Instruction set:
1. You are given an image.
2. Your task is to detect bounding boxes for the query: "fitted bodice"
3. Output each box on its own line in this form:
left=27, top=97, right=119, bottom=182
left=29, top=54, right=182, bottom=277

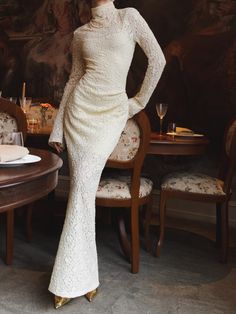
left=74, top=4, right=136, bottom=95
left=77, top=32, right=134, bottom=95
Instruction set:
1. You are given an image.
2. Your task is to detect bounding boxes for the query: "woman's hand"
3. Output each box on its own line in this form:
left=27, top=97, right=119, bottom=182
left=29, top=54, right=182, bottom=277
left=51, top=142, right=64, bottom=154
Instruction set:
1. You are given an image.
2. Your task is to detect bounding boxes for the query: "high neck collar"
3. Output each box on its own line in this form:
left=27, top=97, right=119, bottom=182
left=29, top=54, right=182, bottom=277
left=91, top=1, right=115, bottom=19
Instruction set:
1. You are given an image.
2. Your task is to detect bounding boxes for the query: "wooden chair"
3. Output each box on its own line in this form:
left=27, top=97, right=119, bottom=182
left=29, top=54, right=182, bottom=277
left=0, top=97, right=32, bottom=264
left=0, top=97, right=27, bottom=142
left=96, top=110, right=152, bottom=273
left=146, top=117, right=236, bottom=263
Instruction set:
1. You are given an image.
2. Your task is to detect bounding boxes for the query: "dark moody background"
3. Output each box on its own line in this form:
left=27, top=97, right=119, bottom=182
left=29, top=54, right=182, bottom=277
left=0, top=0, right=236, bottom=149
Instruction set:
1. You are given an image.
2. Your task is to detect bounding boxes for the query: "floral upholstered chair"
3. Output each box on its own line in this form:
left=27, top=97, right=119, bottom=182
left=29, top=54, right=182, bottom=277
left=146, top=117, right=236, bottom=263
left=0, top=97, right=27, bottom=143
left=96, top=110, right=152, bottom=274
left=0, top=112, right=18, bottom=144
left=0, top=97, right=29, bottom=264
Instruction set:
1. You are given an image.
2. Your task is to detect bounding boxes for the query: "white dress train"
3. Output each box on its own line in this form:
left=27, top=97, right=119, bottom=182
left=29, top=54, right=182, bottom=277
left=48, top=1, right=166, bottom=298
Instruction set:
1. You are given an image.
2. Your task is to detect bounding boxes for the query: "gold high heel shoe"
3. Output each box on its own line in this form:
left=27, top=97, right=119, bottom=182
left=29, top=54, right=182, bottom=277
left=54, top=295, right=71, bottom=309
left=85, top=289, right=97, bottom=302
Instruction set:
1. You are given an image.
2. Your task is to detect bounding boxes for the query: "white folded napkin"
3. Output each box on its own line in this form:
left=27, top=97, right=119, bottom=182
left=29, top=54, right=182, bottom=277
left=0, top=145, right=29, bottom=162
left=176, top=127, right=194, bottom=135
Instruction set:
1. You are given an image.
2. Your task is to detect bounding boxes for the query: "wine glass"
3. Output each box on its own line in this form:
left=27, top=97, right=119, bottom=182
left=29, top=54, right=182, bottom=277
left=27, top=117, right=40, bottom=133
left=6, top=132, right=24, bottom=146
left=167, top=122, right=176, bottom=134
left=167, top=122, right=176, bottom=139
left=20, top=97, right=32, bottom=114
left=7, top=97, right=17, bottom=104
left=156, top=103, right=168, bottom=135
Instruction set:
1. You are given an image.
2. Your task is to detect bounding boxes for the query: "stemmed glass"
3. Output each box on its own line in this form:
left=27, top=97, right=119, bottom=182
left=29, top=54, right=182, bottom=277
left=20, top=97, right=32, bottom=114
left=11, top=132, right=24, bottom=146
left=7, top=97, right=17, bottom=104
left=156, top=103, right=168, bottom=135
left=1, top=132, right=24, bottom=146
left=27, top=117, right=40, bottom=134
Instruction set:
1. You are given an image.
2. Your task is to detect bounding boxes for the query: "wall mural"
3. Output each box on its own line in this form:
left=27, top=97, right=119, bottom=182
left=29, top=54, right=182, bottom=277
left=0, top=0, right=236, bottom=145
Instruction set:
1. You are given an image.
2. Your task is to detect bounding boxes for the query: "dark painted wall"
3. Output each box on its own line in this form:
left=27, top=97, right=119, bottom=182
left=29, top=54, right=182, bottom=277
left=0, top=0, right=236, bottom=147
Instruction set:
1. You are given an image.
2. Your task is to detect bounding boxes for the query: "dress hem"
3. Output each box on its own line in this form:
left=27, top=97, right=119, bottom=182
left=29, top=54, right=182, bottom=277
left=48, top=282, right=99, bottom=298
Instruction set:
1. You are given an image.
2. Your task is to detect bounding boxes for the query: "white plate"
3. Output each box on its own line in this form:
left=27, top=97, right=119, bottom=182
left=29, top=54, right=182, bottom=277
left=0, top=154, right=41, bottom=167
left=166, top=132, right=204, bottom=137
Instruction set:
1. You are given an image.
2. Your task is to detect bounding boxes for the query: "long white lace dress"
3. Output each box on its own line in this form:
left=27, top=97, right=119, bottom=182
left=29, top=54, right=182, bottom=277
left=48, top=1, right=166, bottom=298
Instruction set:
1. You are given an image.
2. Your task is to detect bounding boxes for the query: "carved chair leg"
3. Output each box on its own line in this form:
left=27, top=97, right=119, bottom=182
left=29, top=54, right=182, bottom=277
left=156, top=190, right=167, bottom=257
left=130, top=201, right=140, bottom=274
left=6, top=209, right=14, bottom=265
left=26, top=203, right=33, bottom=243
left=216, top=202, right=222, bottom=248
left=144, top=195, right=153, bottom=252
left=220, top=201, right=229, bottom=263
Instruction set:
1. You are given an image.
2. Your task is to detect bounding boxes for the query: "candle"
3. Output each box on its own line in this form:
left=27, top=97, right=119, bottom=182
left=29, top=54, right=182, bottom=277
left=22, top=82, right=26, bottom=100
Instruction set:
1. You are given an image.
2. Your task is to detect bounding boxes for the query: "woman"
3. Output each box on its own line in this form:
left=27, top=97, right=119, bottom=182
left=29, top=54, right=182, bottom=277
left=49, top=0, right=166, bottom=309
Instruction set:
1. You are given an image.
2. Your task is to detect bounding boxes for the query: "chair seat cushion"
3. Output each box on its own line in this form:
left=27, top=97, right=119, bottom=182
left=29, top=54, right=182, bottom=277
left=97, top=176, right=153, bottom=199
left=161, top=172, right=225, bottom=196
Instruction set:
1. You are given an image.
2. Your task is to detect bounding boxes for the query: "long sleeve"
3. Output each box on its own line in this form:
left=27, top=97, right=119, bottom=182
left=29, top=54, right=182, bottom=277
left=127, top=9, right=166, bottom=119
left=48, top=31, right=85, bottom=147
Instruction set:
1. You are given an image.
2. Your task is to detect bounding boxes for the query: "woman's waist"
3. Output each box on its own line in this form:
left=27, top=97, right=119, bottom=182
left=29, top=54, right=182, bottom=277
left=73, top=84, right=128, bottom=104
left=79, top=75, right=126, bottom=94
left=65, top=95, right=128, bottom=119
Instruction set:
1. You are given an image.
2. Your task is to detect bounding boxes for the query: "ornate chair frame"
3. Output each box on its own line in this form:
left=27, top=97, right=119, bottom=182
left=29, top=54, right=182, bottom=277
left=96, top=110, right=152, bottom=273
left=146, top=117, right=236, bottom=263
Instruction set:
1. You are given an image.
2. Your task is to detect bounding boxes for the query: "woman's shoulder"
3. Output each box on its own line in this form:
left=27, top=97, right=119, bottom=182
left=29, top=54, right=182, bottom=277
left=73, top=24, right=90, bottom=37
left=118, top=7, right=141, bottom=20
left=74, top=25, right=85, bottom=34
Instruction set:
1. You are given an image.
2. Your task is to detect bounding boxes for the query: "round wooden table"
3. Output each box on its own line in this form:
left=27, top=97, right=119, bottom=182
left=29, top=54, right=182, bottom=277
left=0, top=148, right=62, bottom=264
left=148, top=133, right=209, bottom=155
left=26, top=130, right=210, bottom=156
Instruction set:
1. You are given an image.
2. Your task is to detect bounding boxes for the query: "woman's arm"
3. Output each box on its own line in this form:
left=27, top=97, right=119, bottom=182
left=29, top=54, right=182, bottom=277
left=49, top=31, right=85, bottom=148
left=127, top=8, right=166, bottom=119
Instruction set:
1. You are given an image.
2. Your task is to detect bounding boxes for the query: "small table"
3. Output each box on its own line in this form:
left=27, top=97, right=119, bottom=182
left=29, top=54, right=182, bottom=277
left=26, top=130, right=209, bottom=156
left=0, top=148, right=63, bottom=264
left=148, top=133, right=209, bottom=155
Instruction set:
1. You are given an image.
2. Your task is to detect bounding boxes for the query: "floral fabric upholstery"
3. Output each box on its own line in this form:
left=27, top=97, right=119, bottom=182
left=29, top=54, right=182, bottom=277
left=97, top=176, right=153, bottom=199
left=226, top=120, right=236, bottom=156
left=162, top=172, right=225, bottom=196
left=109, top=119, right=140, bottom=161
left=0, top=112, right=18, bottom=144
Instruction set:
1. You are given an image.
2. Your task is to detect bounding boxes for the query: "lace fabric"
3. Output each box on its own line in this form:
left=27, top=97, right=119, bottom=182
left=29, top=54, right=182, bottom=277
left=126, top=8, right=166, bottom=118
left=48, top=2, right=166, bottom=298
left=49, top=3, right=166, bottom=147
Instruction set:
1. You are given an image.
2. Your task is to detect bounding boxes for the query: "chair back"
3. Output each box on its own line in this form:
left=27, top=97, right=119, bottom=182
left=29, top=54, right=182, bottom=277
left=108, top=111, right=151, bottom=166
left=219, top=117, right=236, bottom=195
left=107, top=110, right=151, bottom=198
left=109, top=119, right=141, bottom=163
left=0, top=97, right=27, bottom=142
